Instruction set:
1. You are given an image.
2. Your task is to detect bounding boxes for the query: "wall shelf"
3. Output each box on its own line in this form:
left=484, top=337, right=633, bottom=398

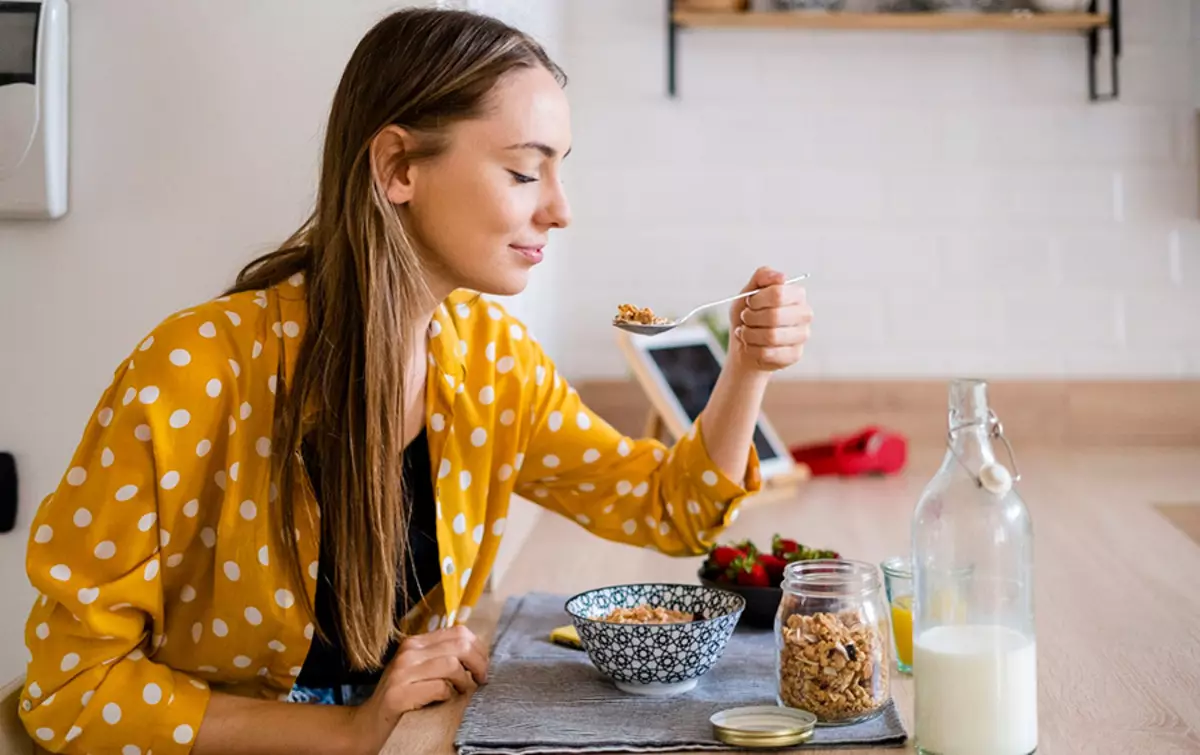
left=673, top=9, right=1108, bottom=31
left=666, top=1, right=1121, bottom=101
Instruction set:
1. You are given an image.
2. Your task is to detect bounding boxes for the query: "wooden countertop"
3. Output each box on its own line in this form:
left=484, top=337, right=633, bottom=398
left=389, top=447, right=1200, bottom=754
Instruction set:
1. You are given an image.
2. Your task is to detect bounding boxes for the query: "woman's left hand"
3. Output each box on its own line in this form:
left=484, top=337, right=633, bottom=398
left=727, top=266, right=812, bottom=373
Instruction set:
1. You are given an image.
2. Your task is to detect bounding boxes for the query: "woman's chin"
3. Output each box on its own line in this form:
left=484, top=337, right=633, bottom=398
left=464, top=268, right=530, bottom=297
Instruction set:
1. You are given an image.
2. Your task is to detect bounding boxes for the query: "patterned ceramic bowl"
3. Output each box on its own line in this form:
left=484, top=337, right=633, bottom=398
left=564, top=583, right=746, bottom=696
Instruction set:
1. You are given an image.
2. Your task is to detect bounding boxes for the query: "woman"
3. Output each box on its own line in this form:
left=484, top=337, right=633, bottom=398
left=19, top=8, right=811, bottom=755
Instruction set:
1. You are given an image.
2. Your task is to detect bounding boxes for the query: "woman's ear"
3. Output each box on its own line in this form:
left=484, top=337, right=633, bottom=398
left=370, top=125, right=418, bottom=206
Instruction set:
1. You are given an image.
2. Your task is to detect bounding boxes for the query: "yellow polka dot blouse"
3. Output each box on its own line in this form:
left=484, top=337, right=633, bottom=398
left=20, top=275, right=762, bottom=752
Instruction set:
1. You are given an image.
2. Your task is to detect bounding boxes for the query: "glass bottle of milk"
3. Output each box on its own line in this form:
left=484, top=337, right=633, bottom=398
left=911, top=378, right=1037, bottom=755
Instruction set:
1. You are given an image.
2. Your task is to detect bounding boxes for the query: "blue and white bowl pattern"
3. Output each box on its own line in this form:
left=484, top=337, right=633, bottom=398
left=565, top=584, right=745, bottom=695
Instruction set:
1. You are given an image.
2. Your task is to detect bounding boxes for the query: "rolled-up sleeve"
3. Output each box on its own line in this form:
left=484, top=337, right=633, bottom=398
left=513, top=341, right=761, bottom=556
left=20, top=319, right=224, bottom=753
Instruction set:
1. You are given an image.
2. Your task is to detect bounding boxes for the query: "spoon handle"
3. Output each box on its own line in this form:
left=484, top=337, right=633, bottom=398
left=685, top=273, right=810, bottom=320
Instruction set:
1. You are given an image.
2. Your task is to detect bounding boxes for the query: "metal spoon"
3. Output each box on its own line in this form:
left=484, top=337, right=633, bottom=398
left=612, top=274, right=811, bottom=337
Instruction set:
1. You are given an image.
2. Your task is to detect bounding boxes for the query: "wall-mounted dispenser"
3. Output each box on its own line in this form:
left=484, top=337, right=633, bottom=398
left=0, top=0, right=68, bottom=220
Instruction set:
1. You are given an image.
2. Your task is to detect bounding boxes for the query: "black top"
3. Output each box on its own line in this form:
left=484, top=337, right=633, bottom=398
left=294, top=429, right=442, bottom=689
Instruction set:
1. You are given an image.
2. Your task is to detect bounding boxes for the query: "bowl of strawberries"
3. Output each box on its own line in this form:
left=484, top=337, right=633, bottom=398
left=698, top=534, right=840, bottom=629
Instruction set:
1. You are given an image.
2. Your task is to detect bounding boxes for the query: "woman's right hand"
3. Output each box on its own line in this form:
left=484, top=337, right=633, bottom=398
left=350, top=624, right=491, bottom=753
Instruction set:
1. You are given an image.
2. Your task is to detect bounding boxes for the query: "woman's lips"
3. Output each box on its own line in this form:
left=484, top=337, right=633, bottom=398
left=510, top=245, right=544, bottom=264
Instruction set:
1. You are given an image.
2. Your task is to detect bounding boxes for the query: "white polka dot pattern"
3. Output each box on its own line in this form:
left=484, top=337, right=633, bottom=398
left=18, top=285, right=759, bottom=751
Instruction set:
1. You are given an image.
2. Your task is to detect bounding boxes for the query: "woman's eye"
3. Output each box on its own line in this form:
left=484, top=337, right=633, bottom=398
left=508, top=170, right=538, bottom=185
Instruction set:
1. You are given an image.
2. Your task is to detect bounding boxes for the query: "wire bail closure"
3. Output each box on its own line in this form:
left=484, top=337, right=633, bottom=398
left=947, top=409, right=1022, bottom=495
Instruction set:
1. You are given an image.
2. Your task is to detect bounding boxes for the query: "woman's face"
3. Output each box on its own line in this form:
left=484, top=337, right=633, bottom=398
left=399, top=65, right=572, bottom=299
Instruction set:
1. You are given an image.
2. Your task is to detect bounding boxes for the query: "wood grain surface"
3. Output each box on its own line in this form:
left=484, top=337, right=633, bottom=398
left=389, top=446, right=1200, bottom=755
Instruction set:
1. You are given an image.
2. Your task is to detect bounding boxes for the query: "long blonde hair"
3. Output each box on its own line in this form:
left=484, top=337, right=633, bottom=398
left=225, top=8, right=565, bottom=670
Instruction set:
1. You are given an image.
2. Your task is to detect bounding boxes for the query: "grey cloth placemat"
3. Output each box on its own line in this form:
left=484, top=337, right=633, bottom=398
left=455, top=592, right=908, bottom=754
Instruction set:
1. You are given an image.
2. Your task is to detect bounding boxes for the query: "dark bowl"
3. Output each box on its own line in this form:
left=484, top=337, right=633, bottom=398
left=698, top=572, right=782, bottom=630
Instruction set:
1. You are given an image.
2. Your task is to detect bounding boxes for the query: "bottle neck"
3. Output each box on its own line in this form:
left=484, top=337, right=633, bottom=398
left=946, top=379, right=997, bottom=472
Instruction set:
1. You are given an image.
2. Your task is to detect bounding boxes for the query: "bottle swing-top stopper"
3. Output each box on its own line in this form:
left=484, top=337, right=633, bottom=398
left=948, top=410, right=1021, bottom=498
left=978, top=463, right=1013, bottom=497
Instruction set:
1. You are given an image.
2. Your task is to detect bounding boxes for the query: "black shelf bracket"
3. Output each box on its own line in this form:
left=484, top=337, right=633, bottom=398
left=667, top=0, right=679, bottom=98
left=1087, top=0, right=1120, bottom=102
left=666, top=0, right=1122, bottom=103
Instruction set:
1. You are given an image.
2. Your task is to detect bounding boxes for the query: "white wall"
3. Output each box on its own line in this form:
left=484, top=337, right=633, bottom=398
left=558, top=0, right=1200, bottom=379
left=0, top=0, right=564, bottom=681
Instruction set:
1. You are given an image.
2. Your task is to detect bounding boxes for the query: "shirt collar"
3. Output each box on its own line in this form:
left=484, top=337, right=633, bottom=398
left=427, top=297, right=468, bottom=384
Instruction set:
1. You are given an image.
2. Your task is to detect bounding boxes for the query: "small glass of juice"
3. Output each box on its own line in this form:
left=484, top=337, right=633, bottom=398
left=880, top=556, right=913, bottom=675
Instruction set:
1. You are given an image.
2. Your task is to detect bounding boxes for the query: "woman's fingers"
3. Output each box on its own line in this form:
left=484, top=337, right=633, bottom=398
left=740, top=304, right=812, bottom=329
left=736, top=324, right=810, bottom=348
left=393, top=625, right=490, bottom=684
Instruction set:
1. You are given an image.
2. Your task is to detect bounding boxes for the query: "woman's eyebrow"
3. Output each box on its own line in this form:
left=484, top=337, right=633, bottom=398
left=506, top=142, right=572, bottom=159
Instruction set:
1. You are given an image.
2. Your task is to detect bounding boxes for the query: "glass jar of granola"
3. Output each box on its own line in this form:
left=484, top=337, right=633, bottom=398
left=775, top=560, right=892, bottom=725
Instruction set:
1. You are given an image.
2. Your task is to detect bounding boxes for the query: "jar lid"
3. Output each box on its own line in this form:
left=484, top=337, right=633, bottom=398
left=710, top=706, right=816, bottom=749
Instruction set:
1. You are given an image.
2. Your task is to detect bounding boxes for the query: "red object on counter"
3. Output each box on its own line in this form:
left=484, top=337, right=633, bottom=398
left=789, top=426, right=908, bottom=477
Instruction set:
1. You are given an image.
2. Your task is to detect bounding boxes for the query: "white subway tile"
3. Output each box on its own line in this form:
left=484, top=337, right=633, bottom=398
left=881, top=172, right=1005, bottom=224
left=884, top=290, right=1006, bottom=346
left=1120, top=45, right=1195, bottom=106
left=1002, top=290, right=1123, bottom=348
left=766, top=108, right=941, bottom=169
left=940, top=349, right=1066, bottom=379
left=946, top=108, right=1173, bottom=166
left=1009, top=169, right=1118, bottom=223
left=743, top=229, right=827, bottom=280
left=1124, top=290, right=1200, bottom=346
left=818, top=349, right=952, bottom=378
left=1056, top=229, right=1175, bottom=287
left=1063, top=350, right=1188, bottom=377
left=752, top=35, right=915, bottom=107
left=1171, top=108, right=1198, bottom=165
left=1195, top=46, right=1200, bottom=106
left=1121, top=0, right=1193, bottom=45
left=906, top=38, right=1032, bottom=107
left=675, top=33, right=768, bottom=104
left=816, top=231, right=941, bottom=286
left=937, top=111, right=1003, bottom=166
left=1177, top=225, right=1200, bottom=285
left=568, top=228, right=776, bottom=304
left=751, top=171, right=888, bottom=225
left=559, top=168, right=631, bottom=223
left=1118, top=169, right=1199, bottom=223
left=939, top=232, right=1058, bottom=288
left=1006, top=37, right=1093, bottom=105
left=1075, top=108, right=1178, bottom=164
left=609, top=169, right=759, bottom=228
left=803, top=288, right=887, bottom=346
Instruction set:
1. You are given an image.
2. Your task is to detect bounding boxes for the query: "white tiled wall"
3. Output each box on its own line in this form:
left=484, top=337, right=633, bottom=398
left=554, top=0, right=1200, bottom=379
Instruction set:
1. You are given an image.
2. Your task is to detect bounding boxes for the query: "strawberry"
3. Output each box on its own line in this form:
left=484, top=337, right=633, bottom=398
left=756, top=553, right=788, bottom=585
left=730, top=538, right=759, bottom=558
left=728, top=555, right=771, bottom=588
left=701, top=544, right=746, bottom=581
left=784, top=546, right=840, bottom=562
left=710, top=546, right=744, bottom=571
left=772, top=534, right=801, bottom=558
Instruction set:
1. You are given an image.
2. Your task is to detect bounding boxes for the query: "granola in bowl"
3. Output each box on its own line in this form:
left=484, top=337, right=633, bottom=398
left=600, top=605, right=696, bottom=625
left=564, top=583, right=744, bottom=696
